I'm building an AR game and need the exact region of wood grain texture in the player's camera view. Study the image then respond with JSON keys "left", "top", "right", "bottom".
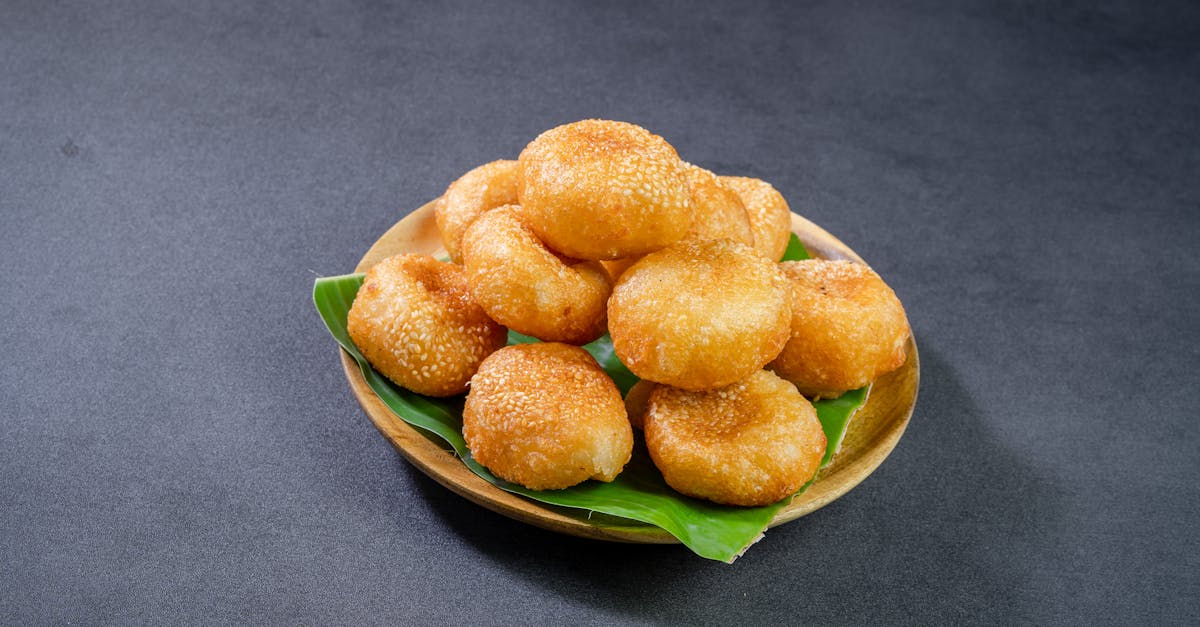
{"left": 339, "top": 200, "right": 919, "bottom": 543}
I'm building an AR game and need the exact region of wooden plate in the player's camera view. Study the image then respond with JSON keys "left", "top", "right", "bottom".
{"left": 339, "top": 200, "right": 919, "bottom": 543}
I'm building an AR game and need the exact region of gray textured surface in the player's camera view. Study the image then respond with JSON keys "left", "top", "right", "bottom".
{"left": 3, "top": 0, "right": 1198, "bottom": 623}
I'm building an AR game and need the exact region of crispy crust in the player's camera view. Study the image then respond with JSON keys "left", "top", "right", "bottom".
{"left": 517, "top": 119, "right": 692, "bottom": 260}
{"left": 596, "top": 165, "right": 753, "bottom": 282}
{"left": 645, "top": 370, "right": 826, "bottom": 507}
{"left": 461, "top": 206, "right": 611, "bottom": 344}
{"left": 346, "top": 254, "right": 507, "bottom": 397}
{"left": 769, "top": 259, "right": 910, "bottom": 398}
{"left": 720, "top": 176, "right": 793, "bottom": 262}
{"left": 622, "top": 379, "right": 657, "bottom": 431}
{"left": 463, "top": 343, "right": 634, "bottom": 490}
{"left": 683, "top": 165, "right": 754, "bottom": 247}
{"left": 608, "top": 239, "right": 792, "bottom": 391}
{"left": 435, "top": 160, "right": 520, "bottom": 262}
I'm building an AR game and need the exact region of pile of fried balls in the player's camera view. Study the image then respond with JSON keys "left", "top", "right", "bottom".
{"left": 347, "top": 119, "right": 910, "bottom": 506}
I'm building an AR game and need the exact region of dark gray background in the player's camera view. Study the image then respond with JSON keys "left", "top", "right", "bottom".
{"left": 3, "top": 0, "right": 1197, "bottom": 623}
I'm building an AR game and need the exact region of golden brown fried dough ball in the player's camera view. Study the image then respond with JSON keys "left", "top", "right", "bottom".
{"left": 683, "top": 165, "right": 754, "bottom": 247}
{"left": 769, "top": 259, "right": 910, "bottom": 398}
{"left": 517, "top": 119, "right": 692, "bottom": 260}
{"left": 645, "top": 370, "right": 826, "bottom": 507}
{"left": 435, "top": 160, "right": 520, "bottom": 262}
{"left": 622, "top": 379, "right": 657, "bottom": 431}
{"left": 347, "top": 254, "right": 507, "bottom": 397}
{"left": 608, "top": 239, "right": 792, "bottom": 391}
{"left": 598, "top": 166, "right": 751, "bottom": 282}
{"left": 461, "top": 206, "right": 612, "bottom": 345}
{"left": 463, "top": 343, "right": 634, "bottom": 490}
{"left": 599, "top": 258, "right": 638, "bottom": 283}
{"left": 720, "top": 176, "right": 793, "bottom": 261}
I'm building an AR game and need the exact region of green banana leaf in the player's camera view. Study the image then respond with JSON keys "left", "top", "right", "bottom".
{"left": 313, "top": 233, "right": 867, "bottom": 562}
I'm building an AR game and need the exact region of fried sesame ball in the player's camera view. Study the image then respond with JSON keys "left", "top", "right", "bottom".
{"left": 435, "top": 160, "right": 520, "bottom": 262}
{"left": 596, "top": 166, "right": 752, "bottom": 283}
{"left": 517, "top": 119, "right": 692, "bottom": 260}
{"left": 769, "top": 259, "right": 911, "bottom": 399}
{"left": 347, "top": 254, "right": 508, "bottom": 397}
{"left": 720, "top": 176, "right": 793, "bottom": 262}
{"left": 463, "top": 343, "right": 634, "bottom": 490}
{"left": 644, "top": 370, "right": 826, "bottom": 507}
{"left": 622, "top": 379, "right": 657, "bottom": 431}
{"left": 461, "top": 206, "right": 612, "bottom": 345}
{"left": 683, "top": 165, "right": 754, "bottom": 247}
{"left": 608, "top": 239, "right": 792, "bottom": 391}
{"left": 599, "top": 257, "right": 638, "bottom": 283}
